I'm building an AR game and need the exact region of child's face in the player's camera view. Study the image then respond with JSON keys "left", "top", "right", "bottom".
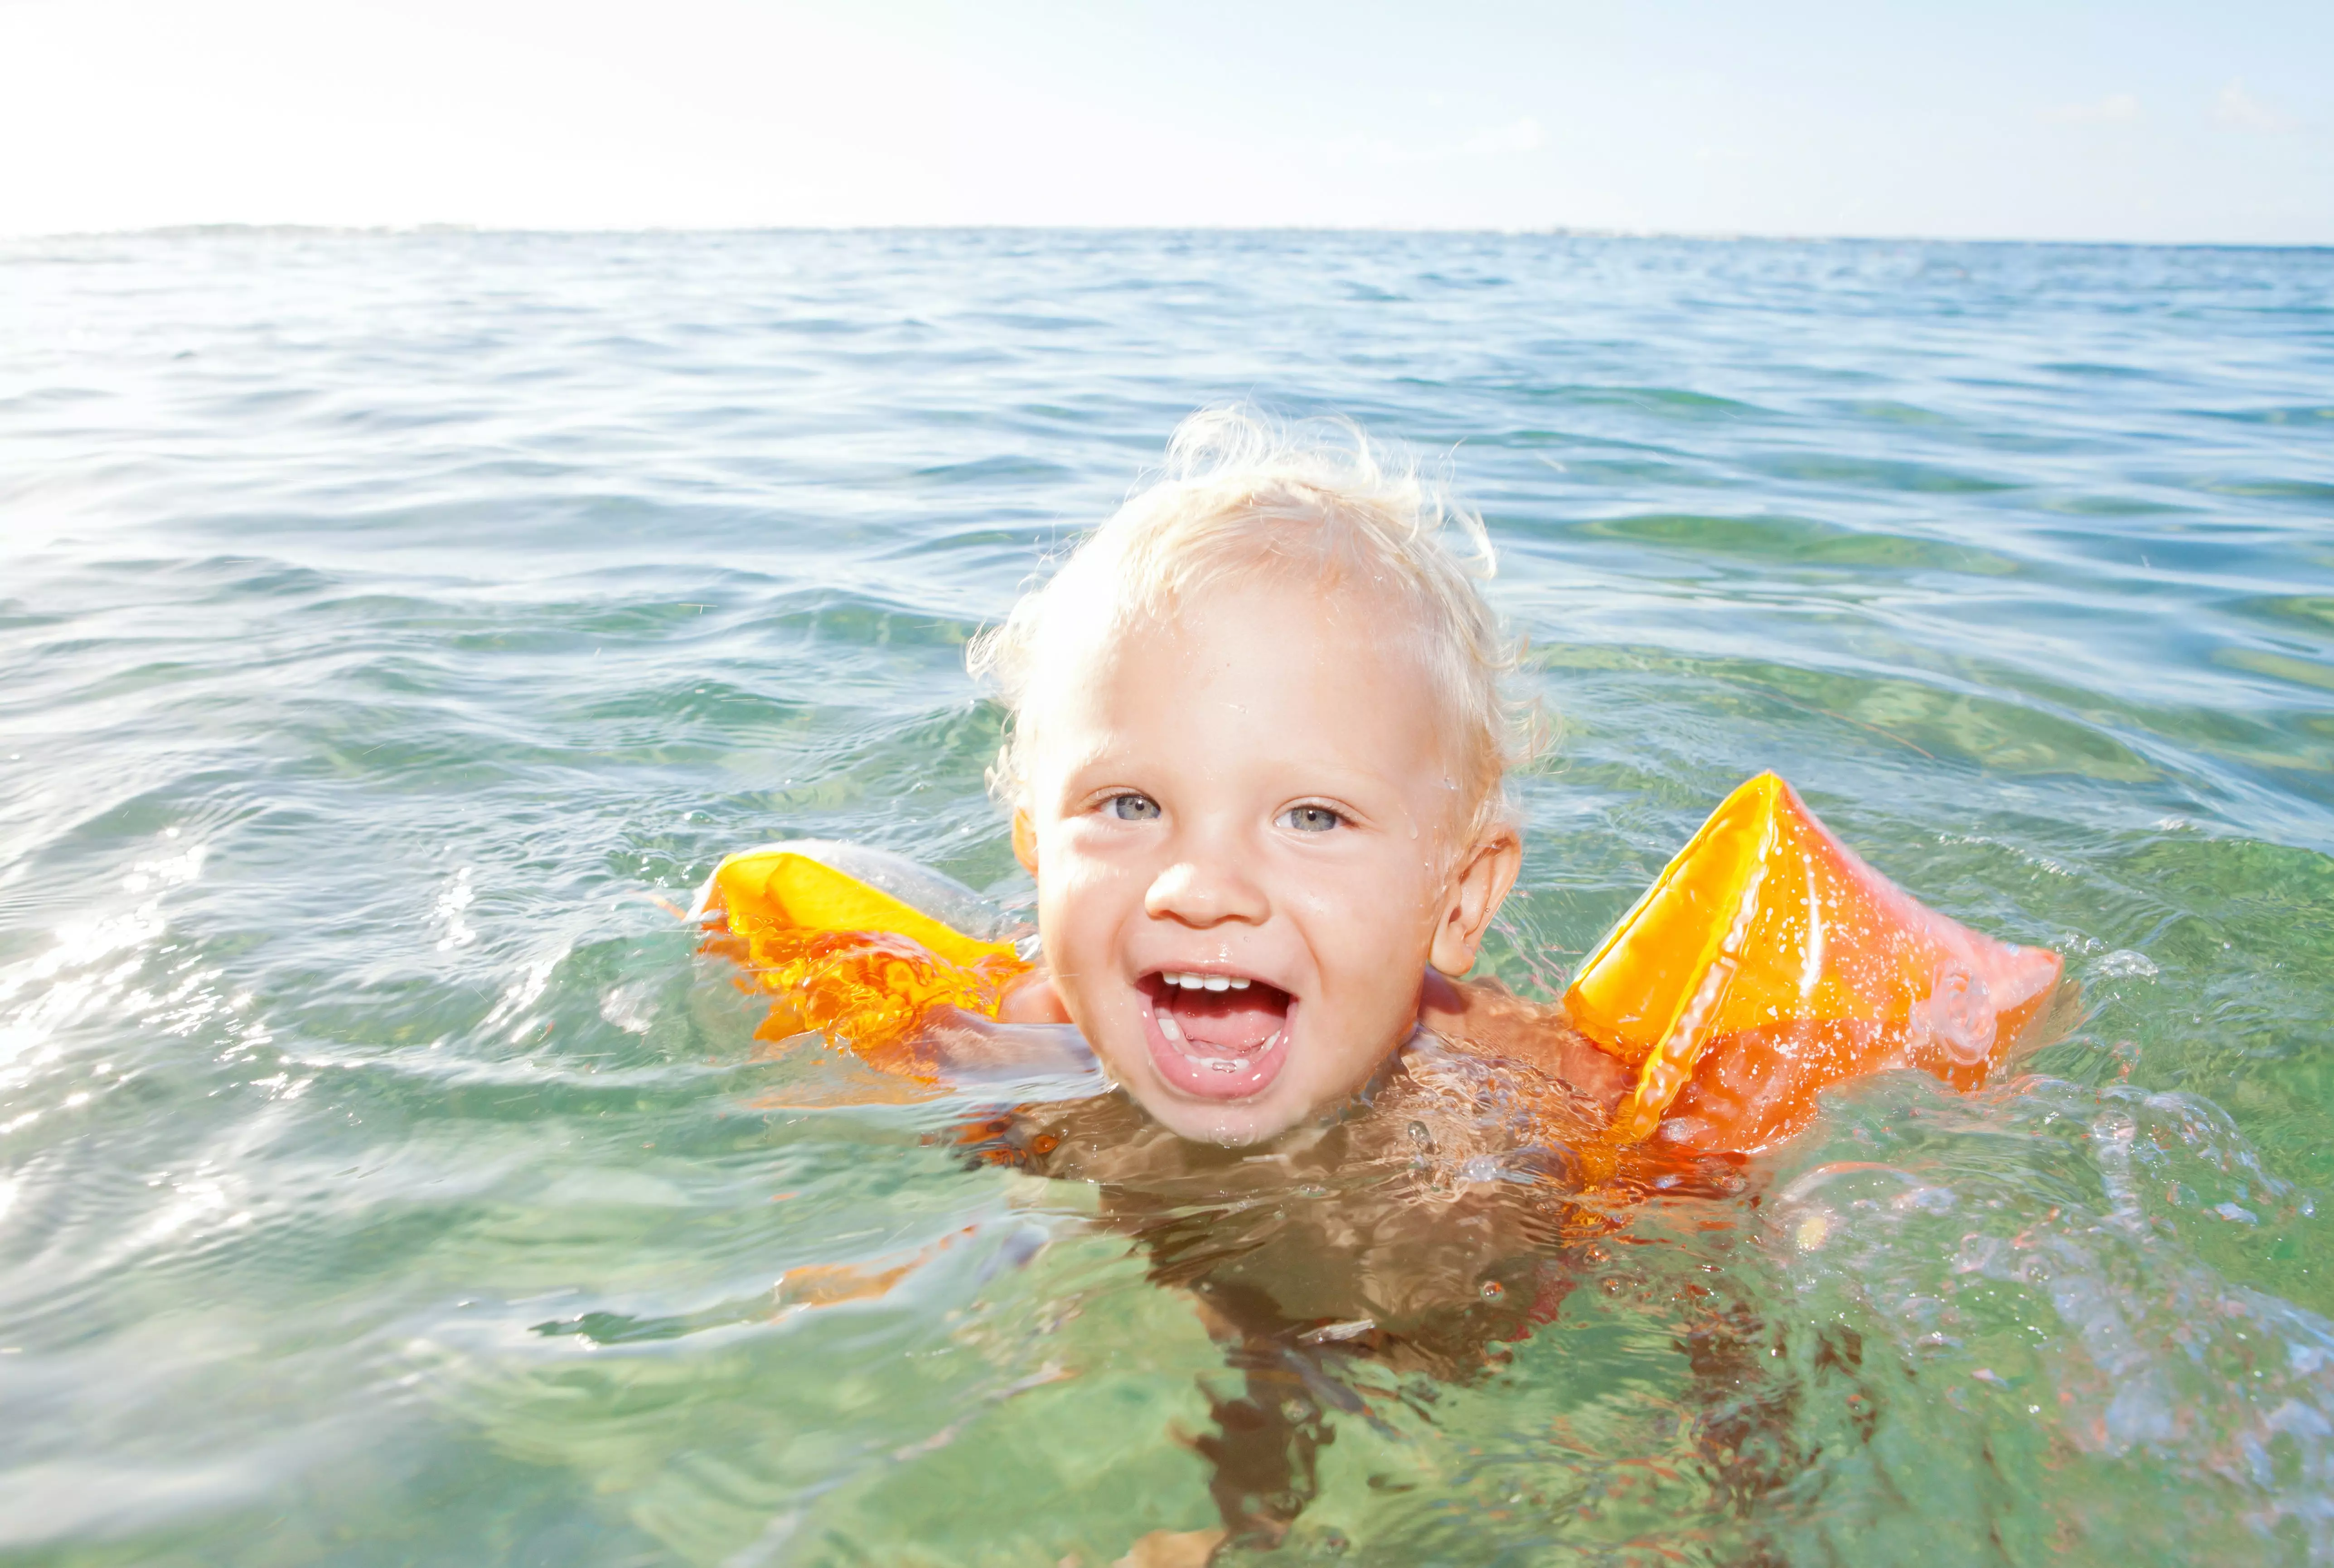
{"left": 1016, "top": 575, "right": 1517, "bottom": 1145}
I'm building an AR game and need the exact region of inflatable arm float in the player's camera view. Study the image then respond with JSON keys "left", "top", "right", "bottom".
{"left": 1560, "top": 773, "right": 2059, "bottom": 1151}
{"left": 692, "top": 839, "right": 1034, "bottom": 1080}
{"left": 695, "top": 775, "right": 2060, "bottom": 1152}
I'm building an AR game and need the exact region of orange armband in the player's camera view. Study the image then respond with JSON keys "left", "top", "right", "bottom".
{"left": 1564, "top": 773, "right": 2062, "bottom": 1152}
{"left": 694, "top": 846, "right": 1031, "bottom": 1079}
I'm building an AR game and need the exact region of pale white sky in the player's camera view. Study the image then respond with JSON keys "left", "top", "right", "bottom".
{"left": 2, "top": 0, "right": 2327, "bottom": 242}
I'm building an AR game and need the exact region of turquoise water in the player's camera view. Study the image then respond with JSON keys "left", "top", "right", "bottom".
{"left": 3, "top": 230, "right": 2332, "bottom": 1565}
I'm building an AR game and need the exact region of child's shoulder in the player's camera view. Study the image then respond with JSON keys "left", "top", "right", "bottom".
{"left": 1415, "top": 972, "right": 1634, "bottom": 1111}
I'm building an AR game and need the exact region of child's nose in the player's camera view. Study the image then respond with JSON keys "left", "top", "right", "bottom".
{"left": 1143, "top": 856, "right": 1269, "bottom": 928}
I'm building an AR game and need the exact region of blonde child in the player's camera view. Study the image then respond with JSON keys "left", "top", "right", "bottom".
{"left": 710, "top": 402, "right": 2053, "bottom": 1170}
{"left": 944, "top": 408, "right": 1690, "bottom": 1558}
{"left": 707, "top": 408, "right": 2057, "bottom": 1554}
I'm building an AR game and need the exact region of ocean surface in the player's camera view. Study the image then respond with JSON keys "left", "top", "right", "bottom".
{"left": 3, "top": 229, "right": 2332, "bottom": 1566}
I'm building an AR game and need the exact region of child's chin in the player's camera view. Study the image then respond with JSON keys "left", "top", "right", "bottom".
{"left": 1151, "top": 1102, "right": 1294, "bottom": 1146}
{"left": 1125, "top": 1077, "right": 1307, "bottom": 1147}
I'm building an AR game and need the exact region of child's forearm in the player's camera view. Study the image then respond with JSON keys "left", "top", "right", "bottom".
{"left": 917, "top": 1004, "right": 1096, "bottom": 1078}
{"left": 908, "top": 968, "right": 1092, "bottom": 1077}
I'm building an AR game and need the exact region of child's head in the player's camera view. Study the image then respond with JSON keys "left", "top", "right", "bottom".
{"left": 970, "top": 408, "right": 1527, "bottom": 1144}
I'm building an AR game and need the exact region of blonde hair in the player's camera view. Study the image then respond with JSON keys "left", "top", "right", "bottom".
{"left": 968, "top": 406, "right": 1530, "bottom": 838}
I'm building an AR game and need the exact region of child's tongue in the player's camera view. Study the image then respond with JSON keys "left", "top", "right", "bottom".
{"left": 1157, "top": 983, "right": 1288, "bottom": 1056}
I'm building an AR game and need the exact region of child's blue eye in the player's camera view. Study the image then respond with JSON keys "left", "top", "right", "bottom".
{"left": 1108, "top": 793, "right": 1162, "bottom": 821}
{"left": 1280, "top": 805, "right": 1341, "bottom": 833}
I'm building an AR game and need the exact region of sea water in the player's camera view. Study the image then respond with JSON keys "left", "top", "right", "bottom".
{"left": 2, "top": 230, "right": 2331, "bottom": 1565}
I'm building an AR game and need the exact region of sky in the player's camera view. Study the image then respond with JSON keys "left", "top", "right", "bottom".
{"left": 1, "top": 0, "right": 2328, "bottom": 243}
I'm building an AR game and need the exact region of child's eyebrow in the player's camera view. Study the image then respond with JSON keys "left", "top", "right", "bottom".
{"left": 1045, "top": 734, "right": 1138, "bottom": 778}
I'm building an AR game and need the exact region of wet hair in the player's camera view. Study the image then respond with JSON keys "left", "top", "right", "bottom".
{"left": 968, "top": 406, "right": 1530, "bottom": 840}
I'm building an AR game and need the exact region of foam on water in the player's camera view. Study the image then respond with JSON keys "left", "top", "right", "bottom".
{"left": 1, "top": 231, "right": 2331, "bottom": 1564}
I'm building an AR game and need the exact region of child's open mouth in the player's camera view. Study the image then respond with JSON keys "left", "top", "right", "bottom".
{"left": 1139, "top": 969, "right": 1293, "bottom": 1101}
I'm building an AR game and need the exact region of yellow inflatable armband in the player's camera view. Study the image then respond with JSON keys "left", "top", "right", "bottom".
{"left": 1564, "top": 773, "right": 2062, "bottom": 1152}
{"left": 696, "top": 846, "right": 1031, "bottom": 1079}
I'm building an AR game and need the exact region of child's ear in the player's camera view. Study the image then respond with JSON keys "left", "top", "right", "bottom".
{"left": 1429, "top": 825, "right": 1522, "bottom": 978}
{"left": 1012, "top": 808, "right": 1039, "bottom": 875}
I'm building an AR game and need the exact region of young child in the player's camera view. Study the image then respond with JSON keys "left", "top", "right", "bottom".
{"left": 701, "top": 407, "right": 2060, "bottom": 1555}
{"left": 708, "top": 404, "right": 2058, "bottom": 1152}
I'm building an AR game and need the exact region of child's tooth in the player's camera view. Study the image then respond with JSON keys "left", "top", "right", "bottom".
{"left": 1157, "top": 1011, "right": 1186, "bottom": 1043}
{"left": 1228, "top": 977, "right": 1250, "bottom": 990}
{"left": 1207, "top": 1058, "right": 1239, "bottom": 1073}
{"left": 1204, "top": 975, "right": 1230, "bottom": 992}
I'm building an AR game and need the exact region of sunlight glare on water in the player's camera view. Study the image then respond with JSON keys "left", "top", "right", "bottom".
{"left": 1, "top": 231, "right": 2331, "bottom": 1565}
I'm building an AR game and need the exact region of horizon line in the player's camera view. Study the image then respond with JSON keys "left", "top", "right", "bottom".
{"left": 5, "top": 222, "right": 2330, "bottom": 253}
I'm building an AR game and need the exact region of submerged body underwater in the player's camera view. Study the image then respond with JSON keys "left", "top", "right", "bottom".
{"left": 3, "top": 230, "right": 2333, "bottom": 1565}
